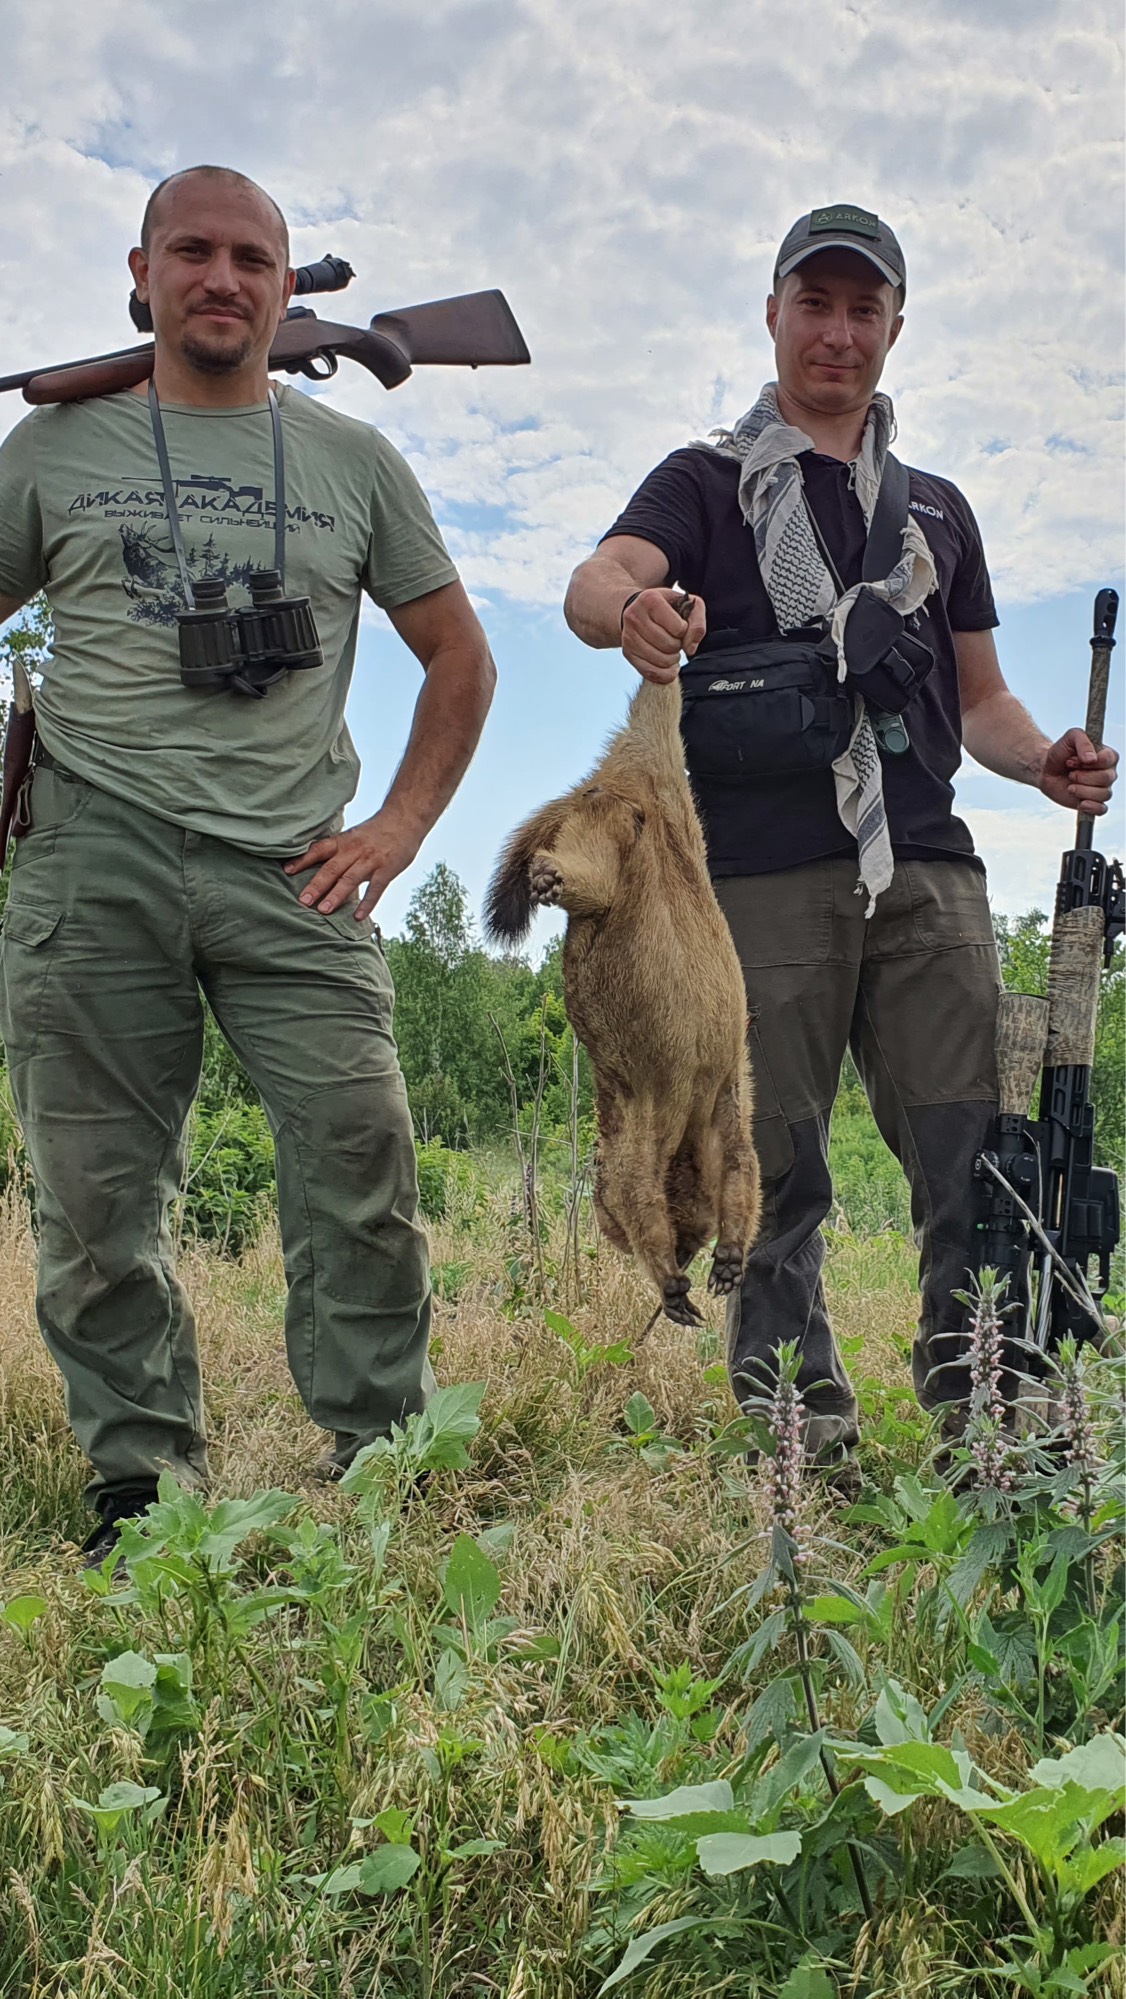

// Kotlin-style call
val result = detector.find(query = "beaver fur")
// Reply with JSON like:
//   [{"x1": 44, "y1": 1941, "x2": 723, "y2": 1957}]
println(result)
[{"x1": 485, "y1": 676, "x2": 760, "y2": 1325}]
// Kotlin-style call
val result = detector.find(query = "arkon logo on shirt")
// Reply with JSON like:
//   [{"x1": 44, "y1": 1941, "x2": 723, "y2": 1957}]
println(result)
[
  {"x1": 909, "y1": 499, "x2": 945, "y2": 521},
  {"x1": 710, "y1": 677, "x2": 764, "y2": 692}
]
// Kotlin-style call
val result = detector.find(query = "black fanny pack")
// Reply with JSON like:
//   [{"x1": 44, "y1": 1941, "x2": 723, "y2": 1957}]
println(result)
[
  {"x1": 680, "y1": 628, "x2": 853, "y2": 780},
  {"x1": 680, "y1": 451, "x2": 935, "y2": 780}
]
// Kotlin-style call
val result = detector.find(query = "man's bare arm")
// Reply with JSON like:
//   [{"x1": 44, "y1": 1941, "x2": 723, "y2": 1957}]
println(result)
[
  {"x1": 955, "y1": 628, "x2": 1118, "y2": 817},
  {"x1": 285, "y1": 579, "x2": 496, "y2": 918},
  {"x1": 565, "y1": 533, "x2": 706, "y2": 683}
]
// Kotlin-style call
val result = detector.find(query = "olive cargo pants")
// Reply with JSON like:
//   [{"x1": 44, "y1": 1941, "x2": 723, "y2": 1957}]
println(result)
[
  {"x1": 715, "y1": 857, "x2": 1001, "y2": 1446},
  {"x1": 0, "y1": 760, "x2": 432, "y2": 1501}
]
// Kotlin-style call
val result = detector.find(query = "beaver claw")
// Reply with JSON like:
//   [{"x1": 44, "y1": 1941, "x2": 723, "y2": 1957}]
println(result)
[
  {"x1": 662, "y1": 1272, "x2": 703, "y2": 1326},
  {"x1": 708, "y1": 1243, "x2": 744, "y2": 1295},
  {"x1": 529, "y1": 856, "x2": 563, "y2": 906}
]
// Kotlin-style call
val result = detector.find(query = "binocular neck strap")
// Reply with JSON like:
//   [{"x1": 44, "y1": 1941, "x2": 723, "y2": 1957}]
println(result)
[{"x1": 147, "y1": 380, "x2": 288, "y2": 609}]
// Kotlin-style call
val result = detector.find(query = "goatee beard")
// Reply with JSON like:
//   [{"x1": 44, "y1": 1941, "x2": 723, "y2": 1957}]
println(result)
[{"x1": 181, "y1": 331, "x2": 254, "y2": 376}]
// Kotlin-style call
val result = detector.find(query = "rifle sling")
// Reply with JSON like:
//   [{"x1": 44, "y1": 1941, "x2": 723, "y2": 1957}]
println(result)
[
  {"x1": 862, "y1": 451, "x2": 910, "y2": 582},
  {"x1": 799, "y1": 449, "x2": 910, "y2": 601}
]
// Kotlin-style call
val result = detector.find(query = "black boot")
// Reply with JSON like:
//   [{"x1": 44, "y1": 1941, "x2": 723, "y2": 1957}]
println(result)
[{"x1": 80, "y1": 1484, "x2": 160, "y2": 1570}]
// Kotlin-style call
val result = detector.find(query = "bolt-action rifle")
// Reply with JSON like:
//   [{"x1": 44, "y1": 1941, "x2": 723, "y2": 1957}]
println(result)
[
  {"x1": 973, "y1": 587, "x2": 1123, "y2": 1354},
  {"x1": 0, "y1": 256, "x2": 530, "y2": 868},
  {"x1": 0, "y1": 252, "x2": 530, "y2": 404}
]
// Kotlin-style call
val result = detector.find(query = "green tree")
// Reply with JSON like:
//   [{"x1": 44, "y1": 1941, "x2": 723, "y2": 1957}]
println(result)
[
  {"x1": 0, "y1": 595, "x2": 54, "y2": 924},
  {"x1": 0, "y1": 592, "x2": 53, "y2": 705},
  {"x1": 383, "y1": 867, "x2": 592, "y2": 1145},
  {"x1": 385, "y1": 864, "x2": 507, "y2": 1143}
]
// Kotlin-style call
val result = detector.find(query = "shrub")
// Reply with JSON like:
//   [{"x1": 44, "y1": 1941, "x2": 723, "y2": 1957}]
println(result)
[
  {"x1": 414, "y1": 1137, "x2": 480, "y2": 1221},
  {"x1": 176, "y1": 1098, "x2": 277, "y2": 1254}
]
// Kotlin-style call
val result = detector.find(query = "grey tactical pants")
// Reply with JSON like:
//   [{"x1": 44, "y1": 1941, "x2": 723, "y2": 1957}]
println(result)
[
  {"x1": 715, "y1": 856, "x2": 1001, "y2": 1448},
  {"x1": 0, "y1": 759, "x2": 432, "y2": 1502}
]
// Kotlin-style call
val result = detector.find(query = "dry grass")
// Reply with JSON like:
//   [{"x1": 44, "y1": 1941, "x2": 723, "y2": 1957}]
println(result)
[{"x1": 0, "y1": 1181, "x2": 1116, "y2": 1999}]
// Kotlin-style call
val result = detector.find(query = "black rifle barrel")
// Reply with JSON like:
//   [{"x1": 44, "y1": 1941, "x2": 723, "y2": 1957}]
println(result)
[{"x1": 1077, "y1": 586, "x2": 1118, "y2": 853}]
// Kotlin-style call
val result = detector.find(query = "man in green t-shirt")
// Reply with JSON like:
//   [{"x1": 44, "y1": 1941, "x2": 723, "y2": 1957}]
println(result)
[{"x1": 0, "y1": 165, "x2": 497, "y2": 1565}]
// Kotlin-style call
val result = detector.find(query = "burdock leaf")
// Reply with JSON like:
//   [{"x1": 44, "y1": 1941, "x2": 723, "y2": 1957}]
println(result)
[
  {"x1": 442, "y1": 1534, "x2": 502, "y2": 1627},
  {"x1": 355, "y1": 1844, "x2": 421, "y2": 1894},
  {"x1": 1028, "y1": 1734, "x2": 1126, "y2": 1797},
  {"x1": 1, "y1": 1595, "x2": 46, "y2": 1633},
  {"x1": 100, "y1": 1651, "x2": 157, "y2": 1691},
  {"x1": 413, "y1": 1382, "x2": 487, "y2": 1470},
  {"x1": 623, "y1": 1780, "x2": 743, "y2": 1837},
  {"x1": 805, "y1": 1593, "x2": 867, "y2": 1626},
  {"x1": 874, "y1": 1680, "x2": 930, "y2": 1747},
  {"x1": 778, "y1": 1964, "x2": 837, "y2": 1999},
  {"x1": 696, "y1": 1830, "x2": 801, "y2": 1875}
]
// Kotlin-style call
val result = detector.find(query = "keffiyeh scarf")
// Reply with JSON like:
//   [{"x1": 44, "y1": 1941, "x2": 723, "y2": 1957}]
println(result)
[{"x1": 697, "y1": 384, "x2": 936, "y2": 913}]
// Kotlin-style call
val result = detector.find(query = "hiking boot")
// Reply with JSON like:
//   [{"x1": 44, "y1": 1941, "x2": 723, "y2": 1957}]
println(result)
[
  {"x1": 741, "y1": 1438, "x2": 863, "y2": 1499},
  {"x1": 80, "y1": 1484, "x2": 160, "y2": 1570},
  {"x1": 314, "y1": 1434, "x2": 369, "y2": 1483},
  {"x1": 810, "y1": 1441, "x2": 863, "y2": 1500}
]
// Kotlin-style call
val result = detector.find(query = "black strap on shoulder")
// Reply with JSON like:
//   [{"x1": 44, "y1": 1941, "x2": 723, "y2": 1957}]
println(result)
[
  {"x1": 800, "y1": 449, "x2": 911, "y2": 600},
  {"x1": 863, "y1": 451, "x2": 910, "y2": 582}
]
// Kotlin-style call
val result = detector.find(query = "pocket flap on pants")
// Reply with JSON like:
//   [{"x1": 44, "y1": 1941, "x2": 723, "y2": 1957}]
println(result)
[{"x1": 2, "y1": 902, "x2": 63, "y2": 948}]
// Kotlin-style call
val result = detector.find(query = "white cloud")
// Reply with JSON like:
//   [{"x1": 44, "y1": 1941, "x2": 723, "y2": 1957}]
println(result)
[
  {"x1": 0, "y1": 0, "x2": 1120, "y2": 617},
  {"x1": 960, "y1": 801, "x2": 1086, "y2": 915}
]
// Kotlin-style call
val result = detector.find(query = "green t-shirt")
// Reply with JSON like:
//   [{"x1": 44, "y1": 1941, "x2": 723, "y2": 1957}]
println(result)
[{"x1": 0, "y1": 385, "x2": 459, "y2": 854}]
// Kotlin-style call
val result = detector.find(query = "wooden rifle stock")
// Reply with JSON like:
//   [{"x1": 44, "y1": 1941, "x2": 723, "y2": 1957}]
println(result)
[{"x1": 6, "y1": 290, "x2": 530, "y2": 407}]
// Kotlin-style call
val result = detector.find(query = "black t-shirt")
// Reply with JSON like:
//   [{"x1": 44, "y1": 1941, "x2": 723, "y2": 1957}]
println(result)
[{"x1": 601, "y1": 446, "x2": 998, "y2": 875}]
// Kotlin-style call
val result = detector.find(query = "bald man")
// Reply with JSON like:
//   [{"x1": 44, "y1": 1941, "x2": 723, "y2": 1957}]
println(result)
[{"x1": 0, "y1": 166, "x2": 496, "y2": 1563}]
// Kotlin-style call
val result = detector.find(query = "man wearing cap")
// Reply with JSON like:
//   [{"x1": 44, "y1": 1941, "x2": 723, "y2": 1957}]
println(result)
[{"x1": 564, "y1": 204, "x2": 1117, "y2": 1470}]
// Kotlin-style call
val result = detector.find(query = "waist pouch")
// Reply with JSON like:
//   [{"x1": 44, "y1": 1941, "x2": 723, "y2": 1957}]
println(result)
[{"x1": 679, "y1": 630, "x2": 854, "y2": 779}]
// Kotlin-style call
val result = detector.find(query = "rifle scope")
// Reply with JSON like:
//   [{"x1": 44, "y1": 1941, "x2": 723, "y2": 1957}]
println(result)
[{"x1": 128, "y1": 252, "x2": 355, "y2": 333}]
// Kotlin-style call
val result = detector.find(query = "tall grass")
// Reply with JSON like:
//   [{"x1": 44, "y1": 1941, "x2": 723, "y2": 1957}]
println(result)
[{"x1": 0, "y1": 1171, "x2": 1120, "y2": 1998}]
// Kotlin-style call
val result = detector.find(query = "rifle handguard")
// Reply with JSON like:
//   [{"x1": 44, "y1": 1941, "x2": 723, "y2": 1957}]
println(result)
[
  {"x1": 1044, "y1": 904, "x2": 1104, "y2": 1067},
  {"x1": 994, "y1": 992, "x2": 1049, "y2": 1116}
]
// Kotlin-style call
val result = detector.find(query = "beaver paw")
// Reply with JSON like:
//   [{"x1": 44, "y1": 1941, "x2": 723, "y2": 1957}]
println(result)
[
  {"x1": 708, "y1": 1244, "x2": 744, "y2": 1295},
  {"x1": 662, "y1": 1273, "x2": 703, "y2": 1326},
  {"x1": 529, "y1": 855, "x2": 563, "y2": 906}
]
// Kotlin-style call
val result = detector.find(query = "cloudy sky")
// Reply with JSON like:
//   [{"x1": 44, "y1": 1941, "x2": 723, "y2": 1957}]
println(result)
[{"x1": 0, "y1": 0, "x2": 1122, "y2": 936}]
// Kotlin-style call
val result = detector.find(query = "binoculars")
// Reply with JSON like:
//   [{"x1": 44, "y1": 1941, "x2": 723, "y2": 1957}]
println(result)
[{"x1": 177, "y1": 569, "x2": 323, "y2": 698}]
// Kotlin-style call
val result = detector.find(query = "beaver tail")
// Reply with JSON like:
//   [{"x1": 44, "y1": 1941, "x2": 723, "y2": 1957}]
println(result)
[{"x1": 483, "y1": 800, "x2": 566, "y2": 946}]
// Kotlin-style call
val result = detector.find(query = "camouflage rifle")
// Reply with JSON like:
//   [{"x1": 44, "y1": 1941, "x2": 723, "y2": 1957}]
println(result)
[{"x1": 974, "y1": 587, "x2": 1122, "y2": 1355}]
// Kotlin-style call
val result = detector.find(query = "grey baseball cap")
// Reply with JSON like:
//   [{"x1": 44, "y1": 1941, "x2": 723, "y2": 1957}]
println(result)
[{"x1": 774, "y1": 204, "x2": 906, "y2": 296}]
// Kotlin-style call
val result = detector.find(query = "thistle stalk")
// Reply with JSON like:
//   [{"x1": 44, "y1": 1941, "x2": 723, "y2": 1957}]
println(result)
[
  {"x1": 961, "y1": 1269, "x2": 1015, "y2": 1494},
  {"x1": 763, "y1": 1345, "x2": 874, "y2": 1928},
  {"x1": 1052, "y1": 1336, "x2": 1101, "y2": 1615}
]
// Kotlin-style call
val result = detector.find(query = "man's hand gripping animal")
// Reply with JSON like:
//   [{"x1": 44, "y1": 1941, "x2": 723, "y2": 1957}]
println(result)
[{"x1": 485, "y1": 600, "x2": 761, "y2": 1326}]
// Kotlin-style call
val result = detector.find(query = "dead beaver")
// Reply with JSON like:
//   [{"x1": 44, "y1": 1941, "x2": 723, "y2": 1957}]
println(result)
[{"x1": 484, "y1": 670, "x2": 760, "y2": 1325}]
